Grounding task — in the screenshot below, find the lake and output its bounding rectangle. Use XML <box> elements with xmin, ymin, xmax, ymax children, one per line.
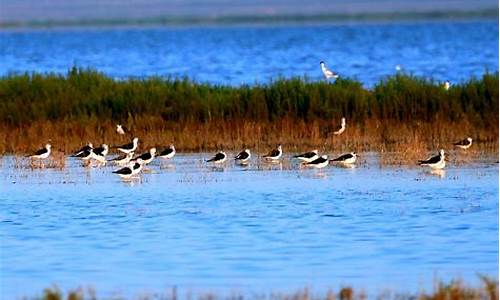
<box><xmin>0</xmin><ymin>19</ymin><xmax>498</xmax><ymax>86</ymax></box>
<box><xmin>1</xmin><ymin>153</ymin><xmax>498</xmax><ymax>298</ymax></box>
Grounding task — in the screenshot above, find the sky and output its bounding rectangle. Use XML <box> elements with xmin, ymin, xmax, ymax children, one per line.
<box><xmin>0</xmin><ymin>0</ymin><xmax>498</xmax><ymax>23</ymax></box>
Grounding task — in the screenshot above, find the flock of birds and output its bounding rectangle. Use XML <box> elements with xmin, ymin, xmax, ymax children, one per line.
<box><xmin>25</xmin><ymin>61</ymin><xmax>465</xmax><ymax>178</ymax></box>
<box><xmin>26</xmin><ymin>123</ymin><xmax>473</xmax><ymax>179</ymax></box>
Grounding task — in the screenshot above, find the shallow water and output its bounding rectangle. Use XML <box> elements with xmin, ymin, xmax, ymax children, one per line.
<box><xmin>0</xmin><ymin>153</ymin><xmax>498</xmax><ymax>298</ymax></box>
<box><xmin>0</xmin><ymin>20</ymin><xmax>498</xmax><ymax>86</ymax></box>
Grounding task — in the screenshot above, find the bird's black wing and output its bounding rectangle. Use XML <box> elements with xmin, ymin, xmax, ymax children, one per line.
<box><xmin>453</xmin><ymin>139</ymin><xmax>468</xmax><ymax>146</ymax></box>
<box><xmin>160</xmin><ymin>148</ymin><xmax>173</xmax><ymax>156</ymax></box>
<box><xmin>235</xmin><ymin>151</ymin><xmax>249</xmax><ymax>160</ymax></box>
<box><xmin>331</xmin><ymin>153</ymin><xmax>352</xmax><ymax>161</ymax></box>
<box><xmin>419</xmin><ymin>154</ymin><xmax>440</xmax><ymax>164</ymax></box>
<box><xmin>117</xmin><ymin>142</ymin><xmax>133</xmax><ymax>149</ymax></box>
<box><xmin>33</xmin><ymin>148</ymin><xmax>47</xmax><ymax>156</ymax></box>
<box><xmin>113</xmin><ymin>167</ymin><xmax>132</xmax><ymax>175</ymax></box>
<box><xmin>93</xmin><ymin>146</ymin><xmax>105</xmax><ymax>156</ymax></box>
<box><xmin>308</xmin><ymin>156</ymin><xmax>327</xmax><ymax>164</ymax></box>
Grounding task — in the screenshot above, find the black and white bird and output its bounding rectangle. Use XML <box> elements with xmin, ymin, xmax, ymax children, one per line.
<box><xmin>91</xmin><ymin>144</ymin><xmax>109</xmax><ymax>163</ymax></box>
<box><xmin>419</xmin><ymin>149</ymin><xmax>446</xmax><ymax>170</ymax></box>
<box><xmin>158</xmin><ymin>144</ymin><xmax>176</xmax><ymax>159</ymax></box>
<box><xmin>293</xmin><ymin>149</ymin><xmax>319</xmax><ymax>163</ymax></box>
<box><xmin>306</xmin><ymin>155</ymin><xmax>329</xmax><ymax>169</ymax></box>
<box><xmin>72</xmin><ymin>143</ymin><xmax>93</xmax><ymax>158</ymax></box>
<box><xmin>116</xmin><ymin>137</ymin><xmax>139</xmax><ymax>154</ymax></box>
<box><xmin>28</xmin><ymin>144</ymin><xmax>52</xmax><ymax>159</ymax></box>
<box><xmin>453</xmin><ymin>137</ymin><xmax>473</xmax><ymax>150</ymax></box>
<box><xmin>235</xmin><ymin>149</ymin><xmax>251</xmax><ymax>163</ymax></box>
<box><xmin>116</xmin><ymin>124</ymin><xmax>126</xmax><ymax>135</ymax></box>
<box><xmin>263</xmin><ymin>144</ymin><xmax>282</xmax><ymax>161</ymax></box>
<box><xmin>112</xmin><ymin>159</ymin><xmax>144</xmax><ymax>179</ymax></box>
<box><xmin>133</xmin><ymin>148</ymin><xmax>156</xmax><ymax>165</ymax></box>
<box><xmin>320</xmin><ymin>61</ymin><xmax>339</xmax><ymax>80</ymax></box>
<box><xmin>443</xmin><ymin>80</ymin><xmax>450</xmax><ymax>91</ymax></box>
<box><xmin>207</xmin><ymin>151</ymin><xmax>227</xmax><ymax>164</ymax></box>
<box><xmin>72</xmin><ymin>143</ymin><xmax>93</xmax><ymax>160</ymax></box>
<box><xmin>333</xmin><ymin>118</ymin><xmax>346</xmax><ymax>135</ymax></box>
<box><xmin>330</xmin><ymin>152</ymin><xmax>357</xmax><ymax>165</ymax></box>
<box><xmin>110</xmin><ymin>152</ymin><xmax>134</xmax><ymax>166</ymax></box>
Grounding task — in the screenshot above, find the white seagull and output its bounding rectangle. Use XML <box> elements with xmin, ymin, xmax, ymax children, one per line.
<box><xmin>293</xmin><ymin>149</ymin><xmax>319</xmax><ymax>163</ymax></box>
<box><xmin>330</xmin><ymin>152</ymin><xmax>357</xmax><ymax>165</ymax></box>
<box><xmin>320</xmin><ymin>61</ymin><xmax>339</xmax><ymax>80</ymax></box>
<box><xmin>158</xmin><ymin>144</ymin><xmax>176</xmax><ymax>159</ymax></box>
<box><xmin>207</xmin><ymin>151</ymin><xmax>227</xmax><ymax>164</ymax></box>
<box><xmin>419</xmin><ymin>149</ymin><xmax>446</xmax><ymax>170</ymax></box>
<box><xmin>306</xmin><ymin>155</ymin><xmax>329</xmax><ymax>169</ymax></box>
<box><xmin>333</xmin><ymin>118</ymin><xmax>346</xmax><ymax>135</ymax></box>
<box><xmin>133</xmin><ymin>148</ymin><xmax>157</xmax><ymax>165</ymax></box>
<box><xmin>263</xmin><ymin>144</ymin><xmax>283</xmax><ymax>161</ymax></box>
<box><xmin>116</xmin><ymin>137</ymin><xmax>139</xmax><ymax>154</ymax></box>
<box><xmin>235</xmin><ymin>149</ymin><xmax>251</xmax><ymax>164</ymax></box>
<box><xmin>112</xmin><ymin>159</ymin><xmax>144</xmax><ymax>179</ymax></box>
<box><xmin>110</xmin><ymin>152</ymin><xmax>134</xmax><ymax>166</ymax></box>
<box><xmin>116</xmin><ymin>124</ymin><xmax>126</xmax><ymax>135</ymax></box>
<box><xmin>28</xmin><ymin>144</ymin><xmax>52</xmax><ymax>159</ymax></box>
<box><xmin>443</xmin><ymin>80</ymin><xmax>450</xmax><ymax>91</ymax></box>
<box><xmin>453</xmin><ymin>137</ymin><xmax>472</xmax><ymax>150</ymax></box>
<box><xmin>91</xmin><ymin>144</ymin><xmax>109</xmax><ymax>163</ymax></box>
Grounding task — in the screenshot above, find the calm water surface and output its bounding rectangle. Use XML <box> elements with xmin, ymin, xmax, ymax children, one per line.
<box><xmin>0</xmin><ymin>153</ymin><xmax>498</xmax><ymax>298</ymax></box>
<box><xmin>0</xmin><ymin>20</ymin><xmax>498</xmax><ymax>86</ymax></box>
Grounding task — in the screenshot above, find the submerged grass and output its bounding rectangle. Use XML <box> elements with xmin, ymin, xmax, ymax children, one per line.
<box><xmin>31</xmin><ymin>277</ymin><xmax>499</xmax><ymax>300</ymax></box>
<box><xmin>0</xmin><ymin>68</ymin><xmax>497</xmax><ymax>158</ymax></box>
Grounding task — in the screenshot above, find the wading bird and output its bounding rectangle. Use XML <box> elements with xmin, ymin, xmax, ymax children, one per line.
<box><xmin>306</xmin><ymin>155</ymin><xmax>329</xmax><ymax>169</ymax></box>
<box><xmin>293</xmin><ymin>150</ymin><xmax>319</xmax><ymax>163</ymax></box>
<box><xmin>453</xmin><ymin>137</ymin><xmax>472</xmax><ymax>150</ymax></box>
<box><xmin>158</xmin><ymin>145</ymin><xmax>176</xmax><ymax>160</ymax></box>
<box><xmin>207</xmin><ymin>151</ymin><xmax>227</xmax><ymax>164</ymax></box>
<box><xmin>418</xmin><ymin>149</ymin><xmax>446</xmax><ymax>170</ymax></box>
<box><xmin>116</xmin><ymin>137</ymin><xmax>139</xmax><ymax>154</ymax></box>
<box><xmin>235</xmin><ymin>149</ymin><xmax>251</xmax><ymax>164</ymax></box>
<box><xmin>331</xmin><ymin>152</ymin><xmax>357</xmax><ymax>165</ymax></box>
<box><xmin>263</xmin><ymin>144</ymin><xmax>283</xmax><ymax>161</ymax></box>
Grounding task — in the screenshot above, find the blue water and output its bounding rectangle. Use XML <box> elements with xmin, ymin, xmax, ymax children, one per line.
<box><xmin>0</xmin><ymin>153</ymin><xmax>498</xmax><ymax>298</ymax></box>
<box><xmin>0</xmin><ymin>20</ymin><xmax>498</xmax><ymax>86</ymax></box>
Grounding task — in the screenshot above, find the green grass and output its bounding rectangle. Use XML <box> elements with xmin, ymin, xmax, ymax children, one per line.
<box><xmin>0</xmin><ymin>68</ymin><xmax>497</xmax><ymax>127</ymax></box>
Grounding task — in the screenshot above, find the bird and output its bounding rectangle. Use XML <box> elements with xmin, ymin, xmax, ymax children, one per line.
<box><xmin>91</xmin><ymin>144</ymin><xmax>109</xmax><ymax>163</ymax></box>
<box><xmin>112</xmin><ymin>159</ymin><xmax>144</xmax><ymax>179</ymax></box>
<box><xmin>116</xmin><ymin>124</ymin><xmax>126</xmax><ymax>135</ymax></box>
<box><xmin>453</xmin><ymin>137</ymin><xmax>473</xmax><ymax>150</ymax></box>
<box><xmin>110</xmin><ymin>152</ymin><xmax>134</xmax><ymax>166</ymax></box>
<box><xmin>330</xmin><ymin>152</ymin><xmax>357</xmax><ymax>165</ymax></box>
<box><xmin>419</xmin><ymin>149</ymin><xmax>446</xmax><ymax>170</ymax></box>
<box><xmin>207</xmin><ymin>151</ymin><xmax>227</xmax><ymax>164</ymax></box>
<box><xmin>306</xmin><ymin>155</ymin><xmax>329</xmax><ymax>169</ymax></box>
<box><xmin>333</xmin><ymin>118</ymin><xmax>346</xmax><ymax>135</ymax></box>
<box><xmin>72</xmin><ymin>143</ymin><xmax>93</xmax><ymax>157</ymax></box>
<box><xmin>116</xmin><ymin>137</ymin><xmax>139</xmax><ymax>154</ymax></box>
<box><xmin>320</xmin><ymin>61</ymin><xmax>339</xmax><ymax>80</ymax></box>
<box><xmin>27</xmin><ymin>144</ymin><xmax>51</xmax><ymax>159</ymax></box>
<box><xmin>443</xmin><ymin>80</ymin><xmax>450</xmax><ymax>91</ymax></box>
<box><xmin>263</xmin><ymin>144</ymin><xmax>283</xmax><ymax>161</ymax></box>
<box><xmin>133</xmin><ymin>148</ymin><xmax>156</xmax><ymax>165</ymax></box>
<box><xmin>293</xmin><ymin>149</ymin><xmax>319</xmax><ymax>163</ymax></box>
<box><xmin>395</xmin><ymin>64</ymin><xmax>402</xmax><ymax>72</ymax></box>
<box><xmin>72</xmin><ymin>147</ymin><xmax>93</xmax><ymax>160</ymax></box>
<box><xmin>235</xmin><ymin>149</ymin><xmax>251</xmax><ymax>163</ymax></box>
<box><xmin>158</xmin><ymin>144</ymin><xmax>176</xmax><ymax>160</ymax></box>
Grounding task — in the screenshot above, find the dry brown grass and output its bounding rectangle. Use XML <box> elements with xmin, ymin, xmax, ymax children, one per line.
<box><xmin>0</xmin><ymin>117</ymin><xmax>496</xmax><ymax>166</ymax></box>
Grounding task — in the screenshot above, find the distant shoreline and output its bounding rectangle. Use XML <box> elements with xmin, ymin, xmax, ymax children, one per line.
<box><xmin>1</xmin><ymin>9</ymin><xmax>497</xmax><ymax>29</ymax></box>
